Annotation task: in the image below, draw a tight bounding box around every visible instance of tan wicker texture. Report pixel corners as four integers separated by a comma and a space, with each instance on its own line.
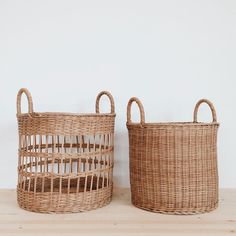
17, 88, 115, 213
127, 97, 219, 214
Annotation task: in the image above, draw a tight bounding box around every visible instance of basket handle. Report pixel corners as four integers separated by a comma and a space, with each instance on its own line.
96, 91, 115, 114
17, 88, 34, 115
127, 97, 145, 125
193, 99, 217, 123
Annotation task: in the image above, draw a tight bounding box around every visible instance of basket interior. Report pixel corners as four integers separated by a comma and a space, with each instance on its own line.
19, 176, 108, 193
18, 133, 113, 194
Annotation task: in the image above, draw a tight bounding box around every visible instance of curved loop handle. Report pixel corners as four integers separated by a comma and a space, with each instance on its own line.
17, 88, 34, 115
96, 91, 115, 114
193, 99, 217, 123
127, 97, 145, 125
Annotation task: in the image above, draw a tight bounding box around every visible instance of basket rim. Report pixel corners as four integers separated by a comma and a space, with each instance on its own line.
17, 111, 116, 118
127, 121, 219, 127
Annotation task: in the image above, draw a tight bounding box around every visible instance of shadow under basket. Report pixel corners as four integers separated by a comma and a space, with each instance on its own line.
16, 88, 115, 213
126, 97, 219, 215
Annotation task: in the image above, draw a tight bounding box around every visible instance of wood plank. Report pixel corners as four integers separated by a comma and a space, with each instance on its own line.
0, 189, 235, 236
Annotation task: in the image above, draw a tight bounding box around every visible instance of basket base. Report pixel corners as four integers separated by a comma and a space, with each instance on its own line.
17, 177, 112, 213
131, 201, 218, 215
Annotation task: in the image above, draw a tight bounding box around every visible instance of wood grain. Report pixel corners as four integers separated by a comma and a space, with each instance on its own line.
0, 188, 235, 236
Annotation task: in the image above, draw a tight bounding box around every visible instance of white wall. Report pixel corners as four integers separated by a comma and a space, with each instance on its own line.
0, 0, 236, 188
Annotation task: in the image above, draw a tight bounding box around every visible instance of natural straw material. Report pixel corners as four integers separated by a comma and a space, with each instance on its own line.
127, 98, 219, 214
17, 88, 115, 213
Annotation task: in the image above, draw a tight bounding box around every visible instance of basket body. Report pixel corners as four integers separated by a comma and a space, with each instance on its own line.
127, 98, 219, 214
17, 89, 115, 213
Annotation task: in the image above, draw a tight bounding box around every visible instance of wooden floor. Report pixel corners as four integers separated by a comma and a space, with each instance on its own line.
0, 188, 235, 236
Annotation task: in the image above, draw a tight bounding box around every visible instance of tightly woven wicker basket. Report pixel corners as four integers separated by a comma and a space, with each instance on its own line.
127, 97, 219, 214
17, 88, 115, 213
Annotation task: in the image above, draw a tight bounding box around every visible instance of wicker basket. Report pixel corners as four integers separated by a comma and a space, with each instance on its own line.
17, 88, 115, 213
126, 97, 219, 214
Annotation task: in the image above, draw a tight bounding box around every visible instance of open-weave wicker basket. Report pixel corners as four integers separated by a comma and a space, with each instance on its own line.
127, 97, 219, 214
17, 88, 115, 213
